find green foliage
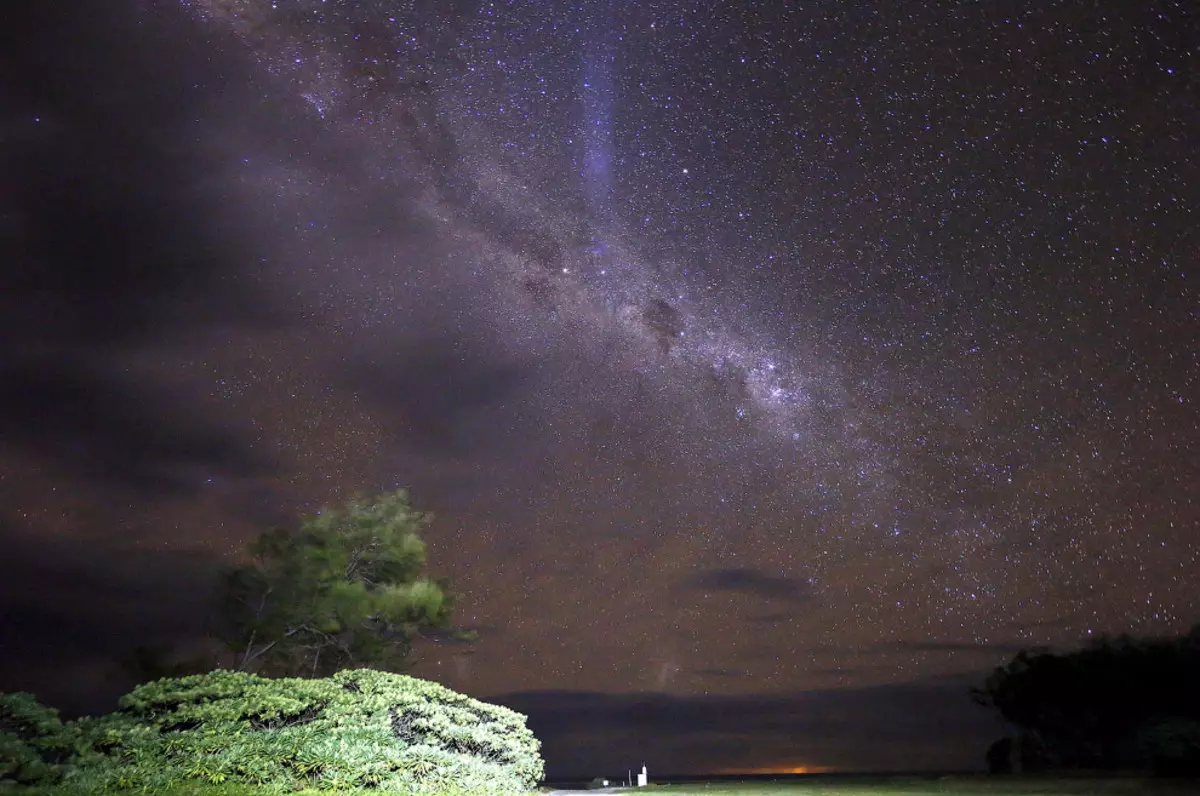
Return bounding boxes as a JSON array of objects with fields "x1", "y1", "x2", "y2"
[
  {"x1": 0, "y1": 692, "x2": 77, "y2": 785},
  {"x1": 0, "y1": 731, "x2": 50, "y2": 785},
  {"x1": 219, "y1": 489, "x2": 459, "y2": 677},
  {"x1": 57, "y1": 669, "x2": 542, "y2": 793}
]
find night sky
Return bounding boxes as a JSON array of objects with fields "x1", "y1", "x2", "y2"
[{"x1": 2, "y1": 0, "x2": 1197, "y2": 778}]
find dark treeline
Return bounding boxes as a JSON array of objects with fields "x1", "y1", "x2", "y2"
[{"x1": 973, "y1": 624, "x2": 1200, "y2": 776}]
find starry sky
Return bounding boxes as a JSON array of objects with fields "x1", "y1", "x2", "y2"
[{"x1": 2, "y1": 0, "x2": 1197, "y2": 778}]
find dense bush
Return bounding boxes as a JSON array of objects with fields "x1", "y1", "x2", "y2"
[
  {"x1": 0, "y1": 692, "x2": 77, "y2": 785},
  {"x1": 8, "y1": 669, "x2": 542, "y2": 793}
]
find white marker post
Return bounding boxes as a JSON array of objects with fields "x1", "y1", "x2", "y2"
[{"x1": 637, "y1": 764, "x2": 648, "y2": 787}]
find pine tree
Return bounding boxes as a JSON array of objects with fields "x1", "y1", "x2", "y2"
[{"x1": 220, "y1": 489, "x2": 457, "y2": 676}]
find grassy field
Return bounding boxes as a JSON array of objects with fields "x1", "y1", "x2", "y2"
[
  {"x1": 628, "y1": 777, "x2": 1199, "y2": 796},
  {"x1": 9, "y1": 777, "x2": 1199, "y2": 795}
]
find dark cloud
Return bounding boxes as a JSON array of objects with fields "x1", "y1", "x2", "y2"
[
  {"x1": 0, "y1": 1, "x2": 284, "y2": 349},
  {"x1": 882, "y1": 640, "x2": 1029, "y2": 657},
  {"x1": 642, "y1": 299, "x2": 686, "y2": 354},
  {"x1": 0, "y1": 0, "x2": 287, "y2": 697},
  {"x1": 496, "y1": 673, "x2": 996, "y2": 777},
  {"x1": 0, "y1": 0, "x2": 287, "y2": 496},
  {"x1": 0, "y1": 358, "x2": 272, "y2": 497},
  {"x1": 0, "y1": 516, "x2": 224, "y2": 716},
  {"x1": 686, "y1": 568, "x2": 813, "y2": 604},
  {"x1": 484, "y1": 216, "x2": 568, "y2": 275},
  {"x1": 807, "y1": 667, "x2": 872, "y2": 678},
  {"x1": 344, "y1": 340, "x2": 538, "y2": 457},
  {"x1": 746, "y1": 612, "x2": 793, "y2": 624},
  {"x1": 1003, "y1": 616, "x2": 1077, "y2": 632}
]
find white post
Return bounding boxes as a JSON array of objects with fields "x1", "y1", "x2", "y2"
[{"x1": 637, "y1": 764, "x2": 648, "y2": 787}]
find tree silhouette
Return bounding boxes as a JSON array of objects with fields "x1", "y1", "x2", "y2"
[{"x1": 973, "y1": 625, "x2": 1200, "y2": 775}]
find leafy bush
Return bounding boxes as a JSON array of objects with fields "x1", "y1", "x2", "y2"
[
  {"x1": 0, "y1": 692, "x2": 76, "y2": 785},
  {"x1": 62, "y1": 669, "x2": 542, "y2": 793}
]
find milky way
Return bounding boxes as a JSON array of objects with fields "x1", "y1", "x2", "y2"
[
  {"x1": 191, "y1": 0, "x2": 1198, "y2": 664},
  {"x1": 4, "y1": 0, "x2": 1196, "y2": 775},
  {"x1": 197, "y1": 0, "x2": 898, "y2": 497}
]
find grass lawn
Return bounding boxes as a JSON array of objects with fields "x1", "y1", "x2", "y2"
[
  {"x1": 3, "y1": 786, "x2": 522, "y2": 796},
  {"x1": 4, "y1": 787, "x2": 509, "y2": 796},
  {"x1": 628, "y1": 776, "x2": 1200, "y2": 796},
  {"x1": 9, "y1": 777, "x2": 1199, "y2": 795}
]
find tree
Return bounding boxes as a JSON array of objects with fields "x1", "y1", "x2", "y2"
[
  {"x1": 972, "y1": 625, "x2": 1200, "y2": 774},
  {"x1": 984, "y1": 736, "x2": 1013, "y2": 774},
  {"x1": 219, "y1": 489, "x2": 458, "y2": 676}
]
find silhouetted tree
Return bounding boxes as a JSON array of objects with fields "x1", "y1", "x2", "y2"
[
  {"x1": 218, "y1": 489, "x2": 459, "y2": 676},
  {"x1": 985, "y1": 737, "x2": 1013, "y2": 774},
  {"x1": 973, "y1": 625, "x2": 1200, "y2": 775}
]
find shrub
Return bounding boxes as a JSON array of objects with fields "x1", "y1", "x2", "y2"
[
  {"x1": 63, "y1": 669, "x2": 543, "y2": 793},
  {"x1": 0, "y1": 692, "x2": 77, "y2": 785}
]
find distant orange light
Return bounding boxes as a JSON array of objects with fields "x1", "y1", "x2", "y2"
[{"x1": 715, "y1": 765, "x2": 832, "y2": 775}]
